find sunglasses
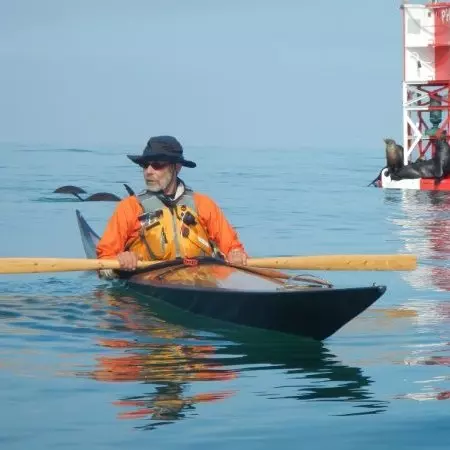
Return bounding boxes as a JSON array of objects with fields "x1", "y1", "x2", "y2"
[{"x1": 139, "y1": 161, "x2": 170, "y2": 170}]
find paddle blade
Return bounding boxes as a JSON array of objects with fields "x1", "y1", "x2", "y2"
[
  {"x1": 0, "y1": 258, "x2": 157, "y2": 274},
  {"x1": 247, "y1": 254, "x2": 417, "y2": 271}
]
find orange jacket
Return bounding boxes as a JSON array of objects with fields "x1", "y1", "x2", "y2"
[{"x1": 96, "y1": 192, "x2": 246, "y2": 259}]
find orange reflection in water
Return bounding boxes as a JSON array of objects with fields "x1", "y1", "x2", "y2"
[
  {"x1": 113, "y1": 389, "x2": 235, "y2": 421},
  {"x1": 83, "y1": 291, "x2": 237, "y2": 426},
  {"x1": 94, "y1": 339, "x2": 236, "y2": 383}
]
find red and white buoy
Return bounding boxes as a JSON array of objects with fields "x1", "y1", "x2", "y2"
[{"x1": 380, "y1": 0, "x2": 450, "y2": 190}]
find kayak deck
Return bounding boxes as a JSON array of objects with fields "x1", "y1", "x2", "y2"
[{"x1": 129, "y1": 260, "x2": 329, "y2": 292}]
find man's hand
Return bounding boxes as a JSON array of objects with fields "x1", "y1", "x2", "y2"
[
  {"x1": 117, "y1": 251, "x2": 140, "y2": 271},
  {"x1": 226, "y1": 248, "x2": 247, "y2": 265}
]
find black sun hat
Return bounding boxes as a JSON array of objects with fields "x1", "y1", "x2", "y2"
[{"x1": 127, "y1": 136, "x2": 196, "y2": 168}]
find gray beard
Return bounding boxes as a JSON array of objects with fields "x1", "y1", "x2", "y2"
[{"x1": 145, "y1": 180, "x2": 164, "y2": 192}]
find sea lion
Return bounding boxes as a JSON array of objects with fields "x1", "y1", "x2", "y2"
[
  {"x1": 390, "y1": 133, "x2": 450, "y2": 182},
  {"x1": 390, "y1": 159, "x2": 437, "y2": 180},
  {"x1": 368, "y1": 138, "x2": 405, "y2": 186},
  {"x1": 433, "y1": 133, "x2": 450, "y2": 183},
  {"x1": 384, "y1": 138, "x2": 404, "y2": 175}
]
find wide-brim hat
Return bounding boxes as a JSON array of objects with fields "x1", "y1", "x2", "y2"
[{"x1": 127, "y1": 136, "x2": 196, "y2": 168}]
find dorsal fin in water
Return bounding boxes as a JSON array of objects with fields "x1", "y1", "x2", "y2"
[
  {"x1": 123, "y1": 183, "x2": 135, "y2": 196},
  {"x1": 53, "y1": 185, "x2": 87, "y2": 195},
  {"x1": 85, "y1": 192, "x2": 122, "y2": 201}
]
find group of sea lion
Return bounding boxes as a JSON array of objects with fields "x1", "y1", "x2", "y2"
[
  {"x1": 369, "y1": 133, "x2": 450, "y2": 186},
  {"x1": 53, "y1": 183, "x2": 135, "y2": 201}
]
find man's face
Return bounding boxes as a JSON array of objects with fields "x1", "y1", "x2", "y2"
[{"x1": 142, "y1": 161, "x2": 179, "y2": 192}]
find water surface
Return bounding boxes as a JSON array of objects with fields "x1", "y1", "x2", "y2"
[{"x1": 1, "y1": 143, "x2": 450, "y2": 448}]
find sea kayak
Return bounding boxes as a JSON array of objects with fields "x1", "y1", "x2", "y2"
[{"x1": 76, "y1": 210, "x2": 386, "y2": 340}]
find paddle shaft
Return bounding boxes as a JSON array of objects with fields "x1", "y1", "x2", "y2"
[
  {"x1": 0, "y1": 253, "x2": 417, "y2": 274},
  {"x1": 0, "y1": 258, "x2": 154, "y2": 274},
  {"x1": 247, "y1": 254, "x2": 417, "y2": 271}
]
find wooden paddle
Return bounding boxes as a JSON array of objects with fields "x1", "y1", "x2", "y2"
[
  {"x1": 247, "y1": 254, "x2": 417, "y2": 271},
  {"x1": 0, "y1": 253, "x2": 417, "y2": 274}
]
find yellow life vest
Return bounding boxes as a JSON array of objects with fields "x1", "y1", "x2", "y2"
[{"x1": 126, "y1": 186, "x2": 221, "y2": 261}]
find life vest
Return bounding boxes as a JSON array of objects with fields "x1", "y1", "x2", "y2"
[{"x1": 126, "y1": 185, "x2": 222, "y2": 261}]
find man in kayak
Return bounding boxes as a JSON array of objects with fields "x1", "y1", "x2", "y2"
[{"x1": 96, "y1": 135, "x2": 247, "y2": 276}]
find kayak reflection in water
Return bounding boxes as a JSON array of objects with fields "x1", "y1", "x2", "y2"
[
  {"x1": 85, "y1": 292, "x2": 237, "y2": 429},
  {"x1": 96, "y1": 339, "x2": 236, "y2": 426},
  {"x1": 96, "y1": 135, "x2": 248, "y2": 278}
]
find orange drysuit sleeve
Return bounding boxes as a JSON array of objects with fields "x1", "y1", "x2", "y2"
[
  {"x1": 96, "y1": 192, "x2": 246, "y2": 259},
  {"x1": 193, "y1": 192, "x2": 246, "y2": 256},
  {"x1": 96, "y1": 196, "x2": 142, "y2": 259}
]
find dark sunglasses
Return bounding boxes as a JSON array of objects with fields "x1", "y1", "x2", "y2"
[{"x1": 139, "y1": 161, "x2": 170, "y2": 170}]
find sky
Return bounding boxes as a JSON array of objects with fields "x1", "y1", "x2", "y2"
[{"x1": 0, "y1": 0, "x2": 404, "y2": 150}]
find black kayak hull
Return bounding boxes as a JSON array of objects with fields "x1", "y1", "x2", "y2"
[
  {"x1": 127, "y1": 277, "x2": 385, "y2": 341},
  {"x1": 76, "y1": 209, "x2": 387, "y2": 341}
]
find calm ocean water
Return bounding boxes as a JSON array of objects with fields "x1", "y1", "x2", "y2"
[{"x1": 2, "y1": 143, "x2": 450, "y2": 448}]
